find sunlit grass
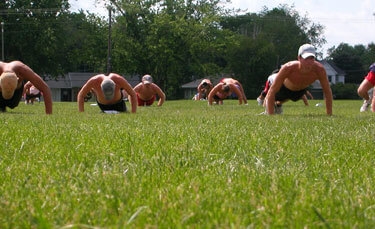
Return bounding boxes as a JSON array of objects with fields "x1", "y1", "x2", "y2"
[{"x1": 0, "y1": 99, "x2": 375, "y2": 228}]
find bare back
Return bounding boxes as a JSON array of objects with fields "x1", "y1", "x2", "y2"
[
  {"x1": 134, "y1": 83, "x2": 164, "y2": 100},
  {"x1": 0, "y1": 61, "x2": 53, "y2": 114},
  {"x1": 78, "y1": 73, "x2": 137, "y2": 113}
]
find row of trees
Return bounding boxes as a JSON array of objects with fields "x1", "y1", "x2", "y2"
[{"x1": 1, "y1": 0, "x2": 374, "y2": 99}]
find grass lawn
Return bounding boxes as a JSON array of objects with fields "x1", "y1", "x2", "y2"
[{"x1": 0, "y1": 99, "x2": 375, "y2": 228}]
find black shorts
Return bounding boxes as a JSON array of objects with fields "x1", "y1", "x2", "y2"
[
  {"x1": 97, "y1": 99, "x2": 127, "y2": 112},
  {"x1": 213, "y1": 94, "x2": 223, "y2": 101},
  {"x1": 26, "y1": 93, "x2": 41, "y2": 100},
  {"x1": 0, "y1": 82, "x2": 24, "y2": 111},
  {"x1": 275, "y1": 85, "x2": 307, "y2": 102}
]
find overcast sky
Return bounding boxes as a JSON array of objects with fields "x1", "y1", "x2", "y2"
[{"x1": 69, "y1": 0, "x2": 375, "y2": 57}]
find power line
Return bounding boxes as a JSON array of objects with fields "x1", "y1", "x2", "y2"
[{"x1": 0, "y1": 8, "x2": 62, "y2": 15}]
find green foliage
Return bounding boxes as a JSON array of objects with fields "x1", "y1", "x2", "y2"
[
  {"x1": 1, "y1": 100, "x2": 375, "y2": 228},
  {"x1": 5, "y1": 1, "x2": 368, "y2": 101},
  {"x1": 331, "y1": 83, "x2": 360, "y2": 99},
  {"x1": 221, "y1": 4, "x2": 326, "y2": 98},
  {"x1": 1, "y1": 0, "x2": 107, "y2": 76},
  {"x1": 62, "y1": 12, "x2": 108, "y2": 73},
  {"x1": 110, "y1": 2, "x2": 331, "y2": 100},
  {"x1": 2, "y1": 0, "x2": 71, "y2": 76},
  {"x1": 327, "y1": 43, "x2": 375, "y2": 84},
  {"x1": 111, "y1": 0, "x2": 236, "y2": 99}
]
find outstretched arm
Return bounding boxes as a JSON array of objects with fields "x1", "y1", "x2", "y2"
[
  {"x1": 265, "y1": 70, "x2": 286, "y2": 114},
  {"x1": 207, "y1": 84, "x2": 221, "y2": 105},
  {"x1": 12, "y1": 61, "x2": 52, "y2": 114},
  {"x1": 302, "y1": 95, "x2": 309, "y2": 106},
  {"x1": 117, "y1": 78, "x2": 137, "y2": 113},
  {"x1": 23, "y1": 81, "x2": 32, "y2": 97},
  {"x1": 154, "y1": 85, "x2": 166, "y2": 106},
  {"x1": 319, "y1": 75, "x2": 333, "y2": 115},
  {"x1": 126, "y1": 87, "x2": 137, "y2": 113},
  {"x1": 197, "y1": 84, "x2": 203, "y2": 100},
  {"x1": 77, "y1": 79, "x2": 95, "y2": 112},
  {"x1": 229, "y1": 84, "x2": 244, "y2": 105},
  {"x1": 306, "y1": 90, "x2": 314, "y2": 100},
  {"x1": 236, "y1": 82, "x2": 248, "y2": 104}
]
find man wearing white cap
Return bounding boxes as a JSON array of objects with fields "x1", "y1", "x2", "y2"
[
  {"x1": 0, "y1": 60, "x2": 52, "y2": 114},
  {"x1": 264, "y1": 43, "x2": 333, "y2": 115},
  {"x1": 77, "y1": 73, "x2": 137, "y2": 113},
  {"x1": 133, "y1": 74, "x2": 166, "y2": 106}
]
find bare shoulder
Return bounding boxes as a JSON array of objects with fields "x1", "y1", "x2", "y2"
[
  {"x1": 88, "y1": 74, "x2": 105, "y2": 82},
  {"x1": 83, "y1": 75, "x2": 106, "y2": 88},
  {"x1": 216, "y1": 82, "x2": 224, "y2": 87},
  {"x1": 4, "y1": 60, "x2": 28, "y2": 72},
  {"x1": 133, "y1": 83, "x2": 143, "y2": 90},
  {"x1": 282, "y1": 60, "x2": 299, "y2": 70},
  {"x1": 108, "y1": 73, "x2": 123, "y2": 79},
  {"x1": 278, "y1": 61, "x2": 299, "y2": 77},
  {"x1": 8, "y1": 60, "x2": 25, "y2": 67},
  {"x1": 313, "y1": 61, "x2": 327, "y2": 75},
  {"x1": 152, "y1": 83, "x2": 161, "y2": 89},
  {"x1": 314, "y1": 60, "x2": 325, "y2": 70},
  {"x1": 109, "y1": 73, "x2": 128, "y2": 84}
]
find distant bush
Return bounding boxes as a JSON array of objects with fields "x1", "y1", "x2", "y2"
[{"x1": 331, "y1": 83, "x2": 359, "y2": 99}]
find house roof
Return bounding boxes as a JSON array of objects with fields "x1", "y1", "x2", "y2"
[
  {"x1": 45, "y1": 72, "x2": 97, "y2": 89},
  {"x1": 320, "y1": 60, "x2": 346, "y2": 76},
  {"x1": 45, "y1": 78, "x2": 69, "y2": 89},
  {"x1": 181, "y1": 78, "x2": 204, "y2": 88},
  {"x1": 69, "y1": 72, "x2": 98, "y2": 88}
]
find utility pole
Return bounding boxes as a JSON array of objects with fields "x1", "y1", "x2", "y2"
[{"x1": 107, "y1": 6, "x2": 112, "y2": 75}]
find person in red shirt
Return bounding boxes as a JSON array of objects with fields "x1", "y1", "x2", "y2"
[{"x1": 357, "y1": 63, "x2": 375, "y2": 112}]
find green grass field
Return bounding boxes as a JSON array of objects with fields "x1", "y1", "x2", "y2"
[{"x1": 1, "y1": 99, "x2": 375, "y2": 228}]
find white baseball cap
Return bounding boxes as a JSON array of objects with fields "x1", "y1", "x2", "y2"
[{"x1": 298, "y1": 44, "x2": 316, "y2": 59}]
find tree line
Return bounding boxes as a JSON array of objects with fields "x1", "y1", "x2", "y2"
[{"x1": 1, "y1": 0, "x2": 374, "y2": 99}]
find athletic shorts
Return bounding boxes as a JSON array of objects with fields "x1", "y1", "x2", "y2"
[
  {"x1": 0, "y1": 82, "x2": 24, "y2": 111},
  {"x1": 275, "y1": 84, "x2": 307, "y2": 102},
  {"x1": 136, "y1": 93, "x2": 155, "y2": 106},
  {"x1": 213, "y1": 94, "x2": 224, "y2": 101},
  {"x1": 97, "y1": 99, "x2": 127, "y2": 112},
  {"x1": 365, "y1": 71, "x2": 375, "y2": 86},
  {"x1": 262, "y1": 80, "x2": 272, "y2": 96},
  {"x1": 26, "y1": 93, "x2": 41, "y2": 100}
]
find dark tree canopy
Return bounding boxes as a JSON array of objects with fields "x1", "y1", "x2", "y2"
[{"x1": 3, "y1": 1, "x2": 371, "y2": 99}]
